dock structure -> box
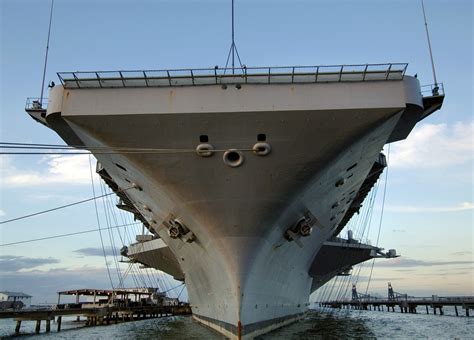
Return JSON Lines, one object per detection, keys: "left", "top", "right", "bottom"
{"left": 319, "top": 283, "right": 474, "bottom": 317}
{"left": 0, "top": 288, "right": 190, "bottom": 335}
{"left": 56, "top": 288, "right": 161, "bottom": 307}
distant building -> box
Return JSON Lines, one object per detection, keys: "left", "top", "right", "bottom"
{"left": 0, "top": 291, "right": 32, "bottom": 307}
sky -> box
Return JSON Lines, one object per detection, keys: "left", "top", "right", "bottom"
{"left": 0, "top": 0, "right": 472, "bottom": 304}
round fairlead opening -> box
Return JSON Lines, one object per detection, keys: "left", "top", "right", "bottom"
{"left": 223, "top": 149, "right": 244, "bottom": 167}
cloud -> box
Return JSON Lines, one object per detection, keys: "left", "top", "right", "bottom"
{"left": 412, "top": 270, "right": 473, "bottom": 277}
{"left": 376, "top": 257, "right": 473, "bottom": 268}
{"left": 0, "top": 255, "right": 60, "bottom": 272}
{"left": 0, "top": 154, "right": 98, "bottom": 188}
{"left": 0, "top": 209, "right": 4, "bottom": 217}
{"left": 73, "top": 246, "right": 118, "bottom": 257}
{"left": 452, "top": 251, "right": 472, "bottom": 256}
{"left": 390, "top": 121, "right": 473, "bottom": 168}
{"left": 0, "top": 265, "right": 185, "bottom": 304}
{"left": 0, "top": 267, "right": 112, "bottom": 303}
{"left": 386, "top": 202, "right": 474, "bottom": 213}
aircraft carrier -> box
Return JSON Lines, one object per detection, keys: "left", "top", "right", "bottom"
{"left": 26, "top": 64, "right": 444, "bottom": 338}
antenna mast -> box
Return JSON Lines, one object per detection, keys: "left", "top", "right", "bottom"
{"left": 421, "top": 0, "right": 438, "bottom": 88}
{"left": 232, "top": 0, "right": 235, "bottom": 69}
{"left": 224, "top": 0, "right": 243, "bottom": 73}
{"left": 40, "top": 0, "right": 54, "bottom": 107}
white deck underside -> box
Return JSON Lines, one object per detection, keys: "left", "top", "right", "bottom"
{"left": 43, "top": 78, "right": 423, "bottom": 338}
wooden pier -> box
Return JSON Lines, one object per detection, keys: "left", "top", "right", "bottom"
{"left": 1, "top": 304, "right": 191, "bottom": 334}
{"left": 0, "top": 288, "right": 191, "bottom": 335}
{"left": 319, "top": 283, "right": 474, "bottom": 317}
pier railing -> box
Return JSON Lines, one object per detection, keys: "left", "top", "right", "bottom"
{"left": 57, "top": 63, "right": 408, "bottom": 89}
{"left": 322, "top": 295, "right": 474, "bottom": 307}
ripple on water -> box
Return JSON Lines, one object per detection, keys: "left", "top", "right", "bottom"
{"left": 258, "top": 307, "right": 474, "bottom": 339}
{"left": 1, "top": 308, "right": 473, "bottom": 339}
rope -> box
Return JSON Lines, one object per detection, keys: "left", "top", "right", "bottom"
{"left": 162, "top": 283, "right": 185, "bottom": 294}
{"left": 0, "top": 142, "right": 253, "bottom": 154}
{"left": 365, "top": 145, "right": 390, "bottom": 295}
{"left": 0, "top": 150, "right": 252, "bottom": 155}
{"left": 116, "top": 211, "right": 143, "bottom": 289}
{"left": 421, "top": 0, "right": 438, "bottom": 86}
{"left": 99, "top": 180, "right": 124, "bottom": 288}
{"left": 177, "top": 284, "right": 186, "bottom": 301}
{"left": 224, "top": 0, "right": 244, "bottom": 72}
{"left": 39, "top": 0, "right": 54, "bottom": 106}
{"left": 0, "top": 222, "right": 140, "bottom": 247}
{"left": 319, "top": 172, "right": 381, "bottom": 312}
{"left": 0, "top": 187, "right": 133, "bottom": 225}
{"left": 89, "top": 155, "right": 115, "bottom": 289}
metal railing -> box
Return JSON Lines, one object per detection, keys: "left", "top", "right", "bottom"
{"left": 421, "top": 83, "right": 444, "bottom": 97}
{"left": 347, "top": 295, "right": 474, "bottom": 303}
{"left": 25, "top": 97, "right": 48, "bottom": 110}
{"left": 57, "top": 63, "right": 408, "bottom": 89}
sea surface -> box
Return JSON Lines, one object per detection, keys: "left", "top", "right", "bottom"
{"left": 1, "top": 306, "right": 473, "bottom": 339}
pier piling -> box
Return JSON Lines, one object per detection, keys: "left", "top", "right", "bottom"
{"left": 320, "top": 287, "right": 473, "bottom": 318}
{"left": 0, "top": 303, "right": 194, "bottom": 335}
{"left": 15, "top": 320, "right": 21, "bottom": 334}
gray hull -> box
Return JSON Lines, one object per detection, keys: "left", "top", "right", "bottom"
{"left": 28, "top": 70, "right": 442, "bottom": 338}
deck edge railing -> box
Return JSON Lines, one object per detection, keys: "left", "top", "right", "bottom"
{"left": 57, "top": 63, "right": 409, "bottom": 89}
{"left": 421, "top": 83, "right": 445, "bottom": 97}
{"left": 25, "top": 97, "right": 48, "bottom": 110}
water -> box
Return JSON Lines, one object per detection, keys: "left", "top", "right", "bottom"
{"left": 260, "top": 307, "right": 474, "bottom": 339}
{"left": 1, "top": 307, "right": 472, "bottom": 339}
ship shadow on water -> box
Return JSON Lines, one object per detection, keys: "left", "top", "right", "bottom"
{"left": 256, "top": 310, "right": 375, "bottom": 339}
